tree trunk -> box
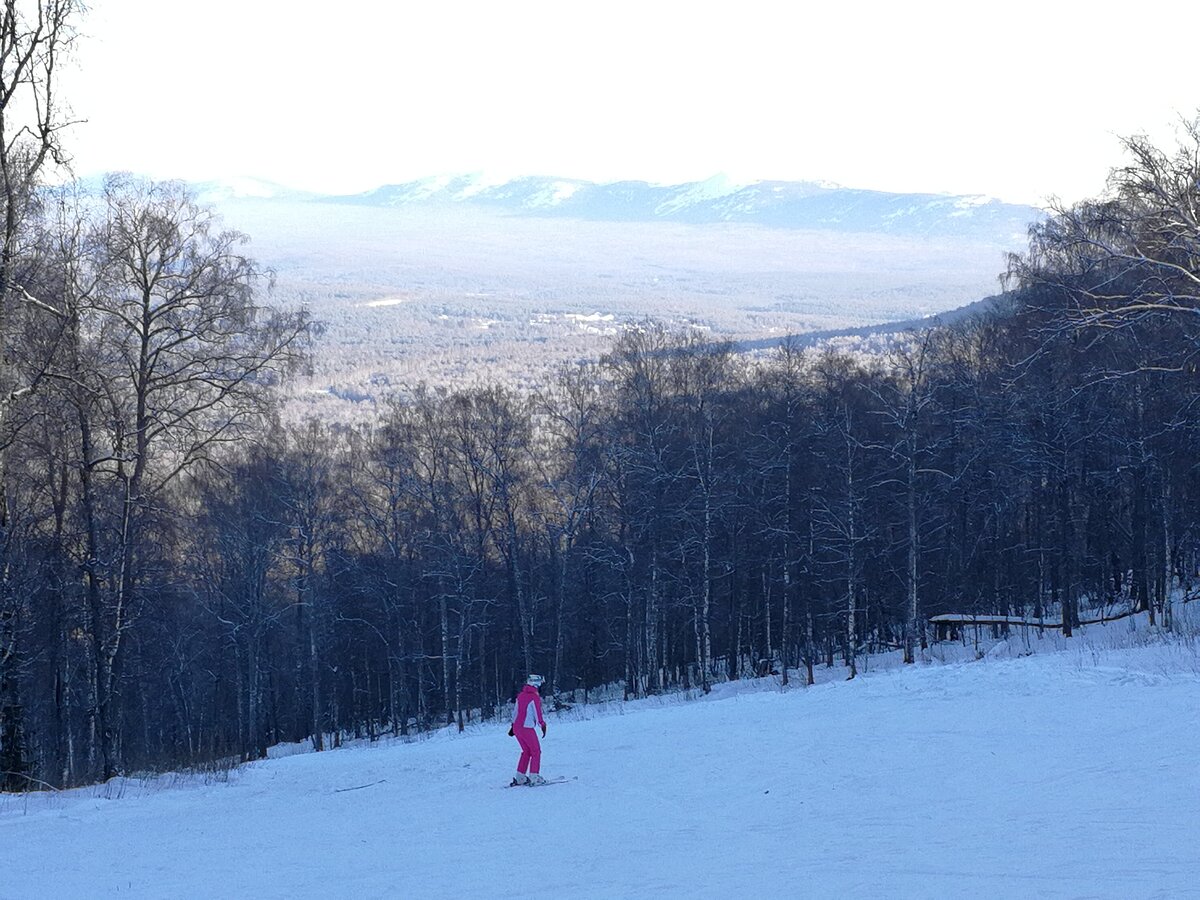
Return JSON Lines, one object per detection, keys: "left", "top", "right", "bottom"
{"left": 439, "top": 585, "right": 451, "bottom": 725}
{"left": 904, "top": 452, "right": 919, "bottom": 665}
{"left": 1162, "top": 478, "right": 1173, "bottom": 632}
{"left": 647, "top": 540, "right": 661, "bottom": 693}
{"left": 552, "top": 535, "right": 567, "bottom": 696}
{"left": 845, "top": 438, "right": 858, "bottom": 679}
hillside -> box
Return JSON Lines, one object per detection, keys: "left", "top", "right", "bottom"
{"left": 5, "top": 610, "right": 1197, "bottom": 899}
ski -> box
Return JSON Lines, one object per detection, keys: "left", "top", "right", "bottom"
{"left": 504, "top": 776, "right": 572, "bottom": 788}
{"left": 333, "top": 778, "right": 387, "bottom": 793}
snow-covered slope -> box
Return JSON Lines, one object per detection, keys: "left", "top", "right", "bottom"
{"left": 5, "top": 615, "right": 1197, "bottom": 899}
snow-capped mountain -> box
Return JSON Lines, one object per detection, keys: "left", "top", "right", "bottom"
{"left": 190, "top": 176, "right": 318, "bottom": 204}
{"left": 324, "top": 174, "right": 1042, "bottom": 239}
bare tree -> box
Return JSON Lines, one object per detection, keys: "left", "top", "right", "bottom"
{"left": 277, "top": 420, "right": 341, "bottom": 752}
{"left": 0, "top": 0, "right": 79, "bottom": 793}
{"left": 810, "top": 352, "right": 879, "bottom": 679}
{"left": 1009, "top": 114, "right": 1200, "bottom": 361}
{"left": 63, "top": 176, "right": 306, "bottom": 778}
{"left": 532, "top": 363, "right": 606, "bottom": 696}
{"left": 871, "top": 330, "right": 945, "bottom": 664}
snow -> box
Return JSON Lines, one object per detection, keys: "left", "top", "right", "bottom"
{"left": 655, "top": 173, "right": 744, "bottom": 216}
{"left": 409, "top": 175, "right": 456, "bottom": 199}
{"left": 214, "top": 177, "right": 278, "bottom": 199}
{"left": 4, "top": 616, "right": 1199, "bottom": 899}
{"left": 450, "top": 172, "right": 513, "bottom": 201}
{"left": 192, "top": 176, "right": 301, "bottom": 203}
{"left": 524, "top": 180, "right": 581, "bottom": 207}
{"left": 563, "top": 311, "right": 618, "bottom": 335}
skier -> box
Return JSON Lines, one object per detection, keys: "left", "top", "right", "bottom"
{"left": 508, "top": 674, "right": 548, "bottom": 786}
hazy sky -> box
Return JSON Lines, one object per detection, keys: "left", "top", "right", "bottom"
{"left": 60, "top": 0, "right": 1200, "bottom": 205}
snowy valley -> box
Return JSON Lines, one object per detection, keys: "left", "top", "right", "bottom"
{"left": 198, "top": 176, "right": 1038, "bottom": 417}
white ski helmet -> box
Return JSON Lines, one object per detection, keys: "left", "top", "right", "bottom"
{"left": 526, "top": 674, "right": 544, "bottom": 688}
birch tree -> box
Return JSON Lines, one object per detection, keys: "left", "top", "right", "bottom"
{"left": 0, "top": 0, "right": 79, "bottom": 793}
{"left": 67, "top": 177, "right": 306, "bottom": 778}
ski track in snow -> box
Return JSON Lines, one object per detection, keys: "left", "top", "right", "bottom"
{"left": 3, "top": 642, "right": 1199, "bottom": 899}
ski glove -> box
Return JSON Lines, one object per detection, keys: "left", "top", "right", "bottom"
{"left": 507, "top": 726, "right": 514, "bottom": 737}
{"left": 540, "top": 723, "right": 547, "bottom": 738}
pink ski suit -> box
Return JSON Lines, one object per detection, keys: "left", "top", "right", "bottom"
{"left": 511, "top": 684, "right": 546, "bottom": 775}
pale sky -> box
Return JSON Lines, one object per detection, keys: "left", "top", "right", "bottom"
{"left": 59, "top": 0, "right": 1200, "bottom": 206}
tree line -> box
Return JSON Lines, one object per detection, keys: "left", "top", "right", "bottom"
{"left": 1, "top": 3, "right": 1199, "bottom": 790}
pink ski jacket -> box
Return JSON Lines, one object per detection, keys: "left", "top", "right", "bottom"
{"left": 512, "top": 684, "right": 545, "bottom": 731}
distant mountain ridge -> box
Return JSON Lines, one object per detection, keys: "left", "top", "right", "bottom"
{"left": 190, "top": 173, "right": 1043, "bottom": 243}
{"left": 323, "top": 173, "right": 1043, "bottom": 240}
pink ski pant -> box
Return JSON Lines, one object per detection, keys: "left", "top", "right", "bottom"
{"left": 514, "top": 727, "right": 541, "bottom": 774}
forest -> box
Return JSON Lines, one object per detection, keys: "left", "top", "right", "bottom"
{"left": 1, "top": 2, "right": 1199, "bottom": 791}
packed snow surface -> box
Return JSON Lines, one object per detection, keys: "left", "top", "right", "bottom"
{"left": 3, "top": 629, "right": 1199, "bottom": 899}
